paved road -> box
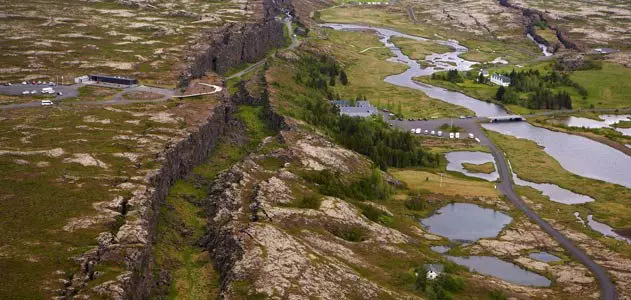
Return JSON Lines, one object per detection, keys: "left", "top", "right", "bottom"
{"left": 390, "top": 118, "right": 617, "bottom": 300}
{"left": 0, "top": 84, "right": 175, "bottom": 110}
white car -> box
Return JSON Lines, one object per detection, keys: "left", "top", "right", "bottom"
{"left": 475, "top": 138, "right": 481, "bottom": 143}
{"left": 22, "top": 91, "right": 30, "bottom": 95}
{"left": 455, "top": 132, "right": 460, "bottom": 139}
{"left": 415, "top": 128, "right": 422, "bottom": 134}
{"left": 424, "top": 130, "right": 429, "bottom": 135}
{"left": 40, "top": 100, "right": 53, "bottom": 106}
{"left": 22, "top": 81, "right": 27, "bottom": 85}
{"left": 449, "top": 132, "right": 455, "bottom": 139}
{"left": 410, "top": 129, "right": 416, "bottom": 133}
{"left": 468, "top": 133, "right": 475, "bottom": 139}
{"left": 437, "top": 131, "right": 443, "bottom": 137}
{"left": 431, "top": 130, "right": 435, "bottom": 135}
{"left": 30, "top": 90, "right": 37, "bottom": 94}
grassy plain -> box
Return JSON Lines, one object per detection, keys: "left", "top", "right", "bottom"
{"left": 390, "top": 37, "right": 452, "bottom": 60}
{"left": 462, "top": 162, "right": 495, "bottom": 174}
{"left": 570, "top": 62, "right": 631, "bottom": 108}
{"left": 392, "top": 169, "right": 500, "bottom": 198}
{"left": 312, "top": 29, "right": 472, "bottom": 118}
{"left": 319, "top": 6, "right": 539, "bottom": 64}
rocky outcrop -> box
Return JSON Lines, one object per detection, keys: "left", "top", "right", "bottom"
{"left": 62, "top": 94, "right": 235, "bottom": 299}
{"left": 179, "top": 20, "right": 285, "bottom": 86}
{"left": 498, "top": 0, "right": 582, "bottom": 52}
{"left": 178, "top": 0, "right": 294, "bottom": 87}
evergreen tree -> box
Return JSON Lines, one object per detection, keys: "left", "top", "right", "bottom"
{"left": 329, "top": 76, "right": 336, "bottom": 86}
{"left": 339, "top": 69, "right": 349, "bottom": 85}
{"left": 478, "top": 73, "right": 486, "bottom": 84}
{"left": 495, "top": 86, "right": 505, "bottom": 101}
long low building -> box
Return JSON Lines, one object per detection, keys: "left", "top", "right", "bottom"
{"left": 89, "top": 74, "right": 138, "bottom": 86}
{"left": 331, "top": 100, "right": 378, "bottom": 118}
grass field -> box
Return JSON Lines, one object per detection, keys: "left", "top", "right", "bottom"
{"left": 390, "top": 37, "right": 452, "bottom": 61}
{"left": 319, "top": 6, "right": 540, "bottom": 64}
{"left": 570, "top": 62, "right": 631, "bottom": 108}
{"left": 392, "top": 169, "right": 500, "bottom": 198}
{"left": 462, "top": 162, "right": 495, "bottom": 174}
{"left": 486, "top": 130, "right": 631, "bottom": 228}
{"left": 312, "top": 29, "right": 473, "bottom": 118}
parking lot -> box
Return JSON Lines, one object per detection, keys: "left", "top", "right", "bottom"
{"left": 386, "top": 117, "right": 485, "bottom": 141}
{"left": 0, "top": 82, "right": 79, "bottom": 100}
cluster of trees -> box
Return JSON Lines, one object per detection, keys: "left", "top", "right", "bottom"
{"left": 293, "top": 55, "right": 348, "bottom": 96}
{"left": 289, "top": 53, "right": 438, "bottom": 171}
{"left": 414, "top": 268, "right": 466, "bottom": 300}
{"left": 431, "top": 69, "right": 463, "bottom": 83}
{"left": 302, "top": 168, "right": 392, "bottom": 201}
{"left": 494, "top": 69, "right": 581, "bottom": 109}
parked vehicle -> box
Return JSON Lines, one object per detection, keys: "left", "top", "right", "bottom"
{"left": 455, "top": 132, "right": 460, "bottom": 139}
{"left": 30, "top": 90, "right": 37, "bottom": 94}
{"left": 466, "top": 116, "right": 473, "bottom": 119}
{"left": 57, "top": 92, "right": 63, "bottom": 96}
{"left": 424, "top": 130, "right": 429, "bottom": 135}
{"left": 415, "top": 128, "right": 422, "bottom": 134}
{"left": 431, "top": 130, "right": 435, "bottom": 135}
{"left": 410, "top": 129, "right": 416, "bottom": 133}
{"left": 437, "top": 131, "right": 443, "bottom": 137}
{"left": 459, "top": 116, "right": 465, "bottom": 119}
{"left": 468, "top": 133, "right": 474, "bottom": 139}
{"left": 22, "top": 81, "right": 27, "bottom": 85}
{"left": 475, "top": 138, "right": 481, "bottom": 143}
{"left": 449, "top": 132, "right": 455, "bottom": 139}
{"left": 40, "top": 100, "right": 53, "bottom": 106}
{"left": 22, "top": 91, "right": 30, "bottom": 95}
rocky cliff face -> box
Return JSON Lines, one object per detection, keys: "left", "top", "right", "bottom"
{"left": 498, "top": 0, "right": 582, "bottom": 52}
{"left": 178, "top": 0, "right": 293, "bottom": 87}
{"left": 62, "top": 95, "right": 235, "bottom": 300}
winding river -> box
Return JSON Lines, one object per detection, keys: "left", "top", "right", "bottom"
{"left": 322, "top": 23, "right": 631, "bottom": 189}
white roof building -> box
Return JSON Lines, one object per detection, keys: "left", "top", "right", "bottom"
{"left": 490, "top": 73, "right": 511, "bottom": 87}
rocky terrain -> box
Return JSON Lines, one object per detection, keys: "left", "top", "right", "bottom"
{"left": 0, "top": 0, "right": 263, "bottom": 85}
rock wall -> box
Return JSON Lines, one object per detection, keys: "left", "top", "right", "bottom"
{"left": 498, "top": 0, "right": 582, "bottom": 52}
{"left": 178, "top": 0, "right": 294, "bottom": 87}
{"left": 63, "top": 95, "right": 235, "bottom": 300}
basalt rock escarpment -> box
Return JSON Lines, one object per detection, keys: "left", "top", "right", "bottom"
{"left": 178, "top": 0, "right": 294, "bottom": 87}
{"left": 498, "top": 0, "right": 582, "bottom": 52}
{"left": 62, "top": 94, "right": 235, "bottom": 300}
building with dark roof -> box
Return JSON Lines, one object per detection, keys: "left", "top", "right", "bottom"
{"left": 89, "top": 74, "right": 138, "bottom": 86}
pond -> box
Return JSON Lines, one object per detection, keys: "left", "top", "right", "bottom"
{"left": 430, "top": 245, "right": 451, "bottom": 254}
{"left": 512, "top": 173, "right": 594, "bottom": 205}
{"left": 445, "top": 151, "right": 499, "bottom": 181}
{"left": 563, "top": 115, "right": 631, "bottom": 137}
{"left": 484, "top": 121, "right": 631, "bottom": 188}
{"left": 529, "top": 252, "right": 561, "bottom": 263}
{"left": 446, "top": 255, "right": 552, "bottom": 287}
{"left": 420, "top": 203, "right": 512, "bottom": 243}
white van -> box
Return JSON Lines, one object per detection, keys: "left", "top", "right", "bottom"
{"left": 431, "top": 130, "right": 435, "bottom": 135}
{"left": 455, "top": 132, "right": 460, "bottom": 139}
{"left": 40, "top": 100, "right": 53, "bottom": 106}
{"left": 449, "top": 132, "right": 454, "bottom": 139}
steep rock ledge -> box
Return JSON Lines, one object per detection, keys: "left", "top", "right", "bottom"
{"left": 63, "top": 95, "right": 235, "bottom": 300}
{"left": 498, "top": 0, "right": 583, "bottom": 52}
{"left": 178, "top": 0, "right": 294, "bottom": 87}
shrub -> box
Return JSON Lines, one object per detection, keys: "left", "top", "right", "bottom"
{"left": 296, "top": 195, "right": 322, "bottom": 209}
{"left": 359, "top": 204, "right": 394, "bottom": 226}
{"left": 328, "top": 224, "right": 367, "bottom": 242}
{"left": 405, "top": 192, "right": 426, "bottom": 211}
